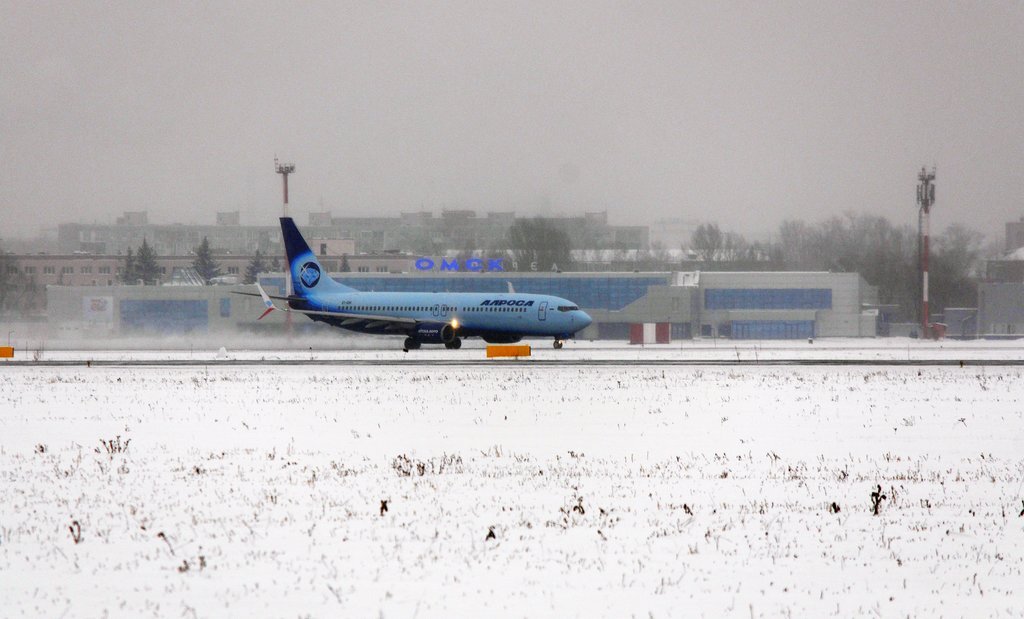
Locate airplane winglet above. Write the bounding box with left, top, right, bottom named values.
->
left=256, top=282, right=278, bottom=320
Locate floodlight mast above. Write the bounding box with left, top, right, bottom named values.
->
left=275, top=158, right=296, bottom=335
left=275, top=158, right=296, bottom=217
left=916, top=167, right=936, bottom=338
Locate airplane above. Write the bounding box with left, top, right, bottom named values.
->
left=238, top=217, right=592, bottom=350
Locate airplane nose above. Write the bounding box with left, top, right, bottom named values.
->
left=578, top=311, right=592, bottom=329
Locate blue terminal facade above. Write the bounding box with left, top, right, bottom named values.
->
left=705, top=288, right=832, bottom=311
left=255, top=270, right=876, bottom=340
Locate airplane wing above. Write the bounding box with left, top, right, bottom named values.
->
left=245, top=282, right=418, bottom=328
left=232, top=290, right=300, bottom=302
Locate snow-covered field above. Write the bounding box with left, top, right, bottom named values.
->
left=2, top=356, right=1024, bottom=616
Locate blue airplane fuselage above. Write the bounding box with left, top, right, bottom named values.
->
left=292, top=290, right=590, bottom=341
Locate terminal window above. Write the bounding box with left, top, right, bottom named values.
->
left=704, top=288, right=832, bottom=310
left=731, top=320, right=815, bottom=339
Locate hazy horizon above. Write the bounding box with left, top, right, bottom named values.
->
left=3, top=1, right=1022, bottom=242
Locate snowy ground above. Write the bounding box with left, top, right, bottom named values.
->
left=2, top=356, right=1024, bottom=617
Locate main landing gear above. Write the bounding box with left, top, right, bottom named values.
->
left=553, top=339, right=564, bottom=349
left=403, top=337, right=462, bottom=351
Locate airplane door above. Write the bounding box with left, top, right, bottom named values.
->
left=432, top=304, right=440, bottom=318
left=539, top=301, right=548, bottom=321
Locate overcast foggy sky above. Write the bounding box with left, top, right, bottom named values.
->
left=2, top=1, right=1023, bottom=241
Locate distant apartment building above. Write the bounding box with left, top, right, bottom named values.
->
left=7, top=254, right=258, bottom=287
left=986, top=216, right=1024, bottom=283
left=976, top=217, right=1024, bottom=336
left=58, top=220, right=286, bottom=256
left=649, top=217, right=700, bottom=250
left=116, top=211, right=148, bottom=225
left=326, top=209, right=647, bottom=253
left=4, top=248, right=414, bottom=289
left=215, top=211, right=241, bottom=226
left=57, top=209, right=650, bottom=257
left=1007, top=217, right=1024, bottom=252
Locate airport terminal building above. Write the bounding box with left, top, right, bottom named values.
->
left=47, top=270, right=879, bottom=340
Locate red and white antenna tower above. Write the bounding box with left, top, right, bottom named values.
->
left=916, top=166, right=936, bottom=338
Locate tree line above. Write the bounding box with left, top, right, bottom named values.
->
left=490, top=214, right=984, bottom=320
left=689, top=215, right=983, bottom=321
left=119, top=236, right=269, bottom=285
left=0, top=214, right=990, bottom=323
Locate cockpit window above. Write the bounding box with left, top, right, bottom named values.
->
left=557, top=305, right=579, bottom=312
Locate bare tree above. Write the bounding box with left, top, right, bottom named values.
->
left=691, top=223, right=723, bottom=264
left=773, top=213, right=981, bottom=322
left=931, top=223, right=984, bottom=313
left=504, top=218, right=573, bottom=272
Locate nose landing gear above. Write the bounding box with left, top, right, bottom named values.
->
left=553, top=339, right=564, bottom=349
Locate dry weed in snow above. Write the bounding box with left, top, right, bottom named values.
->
left=0, top=364, right=1023, bottom=616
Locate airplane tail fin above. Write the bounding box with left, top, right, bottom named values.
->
left=280, top=217, right=357, bottom=297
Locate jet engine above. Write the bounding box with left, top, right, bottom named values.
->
left=413, top=322, right=456, bottom=344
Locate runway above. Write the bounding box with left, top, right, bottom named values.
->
left=5, top=357, right=1024, bottom=367
left=2, top=338, right=1022, bottom=367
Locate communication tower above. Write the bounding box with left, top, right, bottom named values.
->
left=916, top=167, right=936, bottom=337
